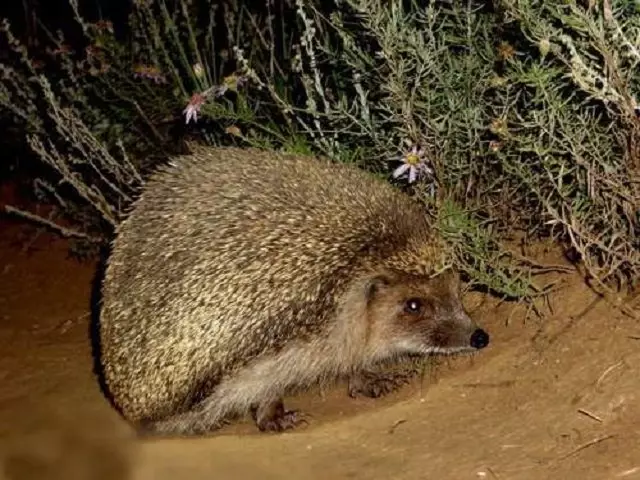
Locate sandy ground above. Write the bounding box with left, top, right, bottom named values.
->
left=0, top=211, right=639, bottom=479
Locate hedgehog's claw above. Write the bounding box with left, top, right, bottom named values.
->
left=252, top=398, right=308, bottom=432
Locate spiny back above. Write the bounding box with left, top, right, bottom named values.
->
left=101, top=147, right=442, bottom=381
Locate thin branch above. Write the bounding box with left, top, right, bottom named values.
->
left=4, top=205, right=104, bottom=243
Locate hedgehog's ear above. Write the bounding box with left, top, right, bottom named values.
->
left=435, top=268, right=460, bottom=292
left=364, top=273, right=393, bottom=302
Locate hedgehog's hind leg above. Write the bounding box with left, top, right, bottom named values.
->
left=139, top=397, right=308, bottom=436
left=137, top=407, right=229, bottom=438
left=136, top=389, right=235, bottom=438
left=250, top=397, right=308, bottom=432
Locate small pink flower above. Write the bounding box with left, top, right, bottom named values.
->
left=183, top=93, right=206, bottom=124
left=391, top=145, right=432, bottom=184
left=181, top=73, right=250, bottom=125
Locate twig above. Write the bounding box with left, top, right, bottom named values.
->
left=595, top=361, right=624, bottom=390
left=4, top=205, right=103, bottom=243
left=12, top=205, right=59, bottom=253
left=388, top=419, right=407, bottom=434
left=555, top=434, right=615, bottom=462
left=616, top=466, right=640, bottom=477
left=507, top=250, right=575, bottom=274
left=577, top=408, right=603, bottom=423
left=486, top=466, right=501, bottom=479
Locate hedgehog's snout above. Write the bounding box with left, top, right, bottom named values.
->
left=469, top=328, right=489, bottom=350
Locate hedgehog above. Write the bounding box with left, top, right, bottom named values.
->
left=97, top=146, right=489, bottom=436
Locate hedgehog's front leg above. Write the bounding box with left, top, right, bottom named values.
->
left=251, top=397, right=308, bottom=432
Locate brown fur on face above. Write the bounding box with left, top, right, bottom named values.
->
left=364, top=269, right=478, bottom=358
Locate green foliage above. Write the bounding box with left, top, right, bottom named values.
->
left=489, top=0, right=640, bottom=288
left=436, top=199, right=535, bottom=301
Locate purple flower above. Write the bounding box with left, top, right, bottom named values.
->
left=391, top=145, right=432, bottom=184
left=181, top=72, right=250, bottom=124
left=183, top=93, right=205, bottom=124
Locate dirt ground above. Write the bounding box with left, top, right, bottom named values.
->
left=0, top=208, right=639, bottom=479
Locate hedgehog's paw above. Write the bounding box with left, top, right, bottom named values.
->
left=348, top=369, right=414, bottom=399
left=251, top=398, right=309, bottom=433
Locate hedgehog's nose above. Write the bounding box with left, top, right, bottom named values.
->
left=469, top=328, right=489, bottom=349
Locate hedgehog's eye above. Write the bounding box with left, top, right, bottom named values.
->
left=404, top=297, right=423, bottom=314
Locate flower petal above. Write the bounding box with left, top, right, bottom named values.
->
left=420, top=164, right=433, bottom=176
left=392, top=163, right=410, bottom=178
left=408, top=166, right=417, bottom=183
left=184, top=106, right=198, bottom=124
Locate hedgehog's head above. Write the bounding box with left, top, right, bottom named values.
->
left=362, top=268, right=489, bottom=359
